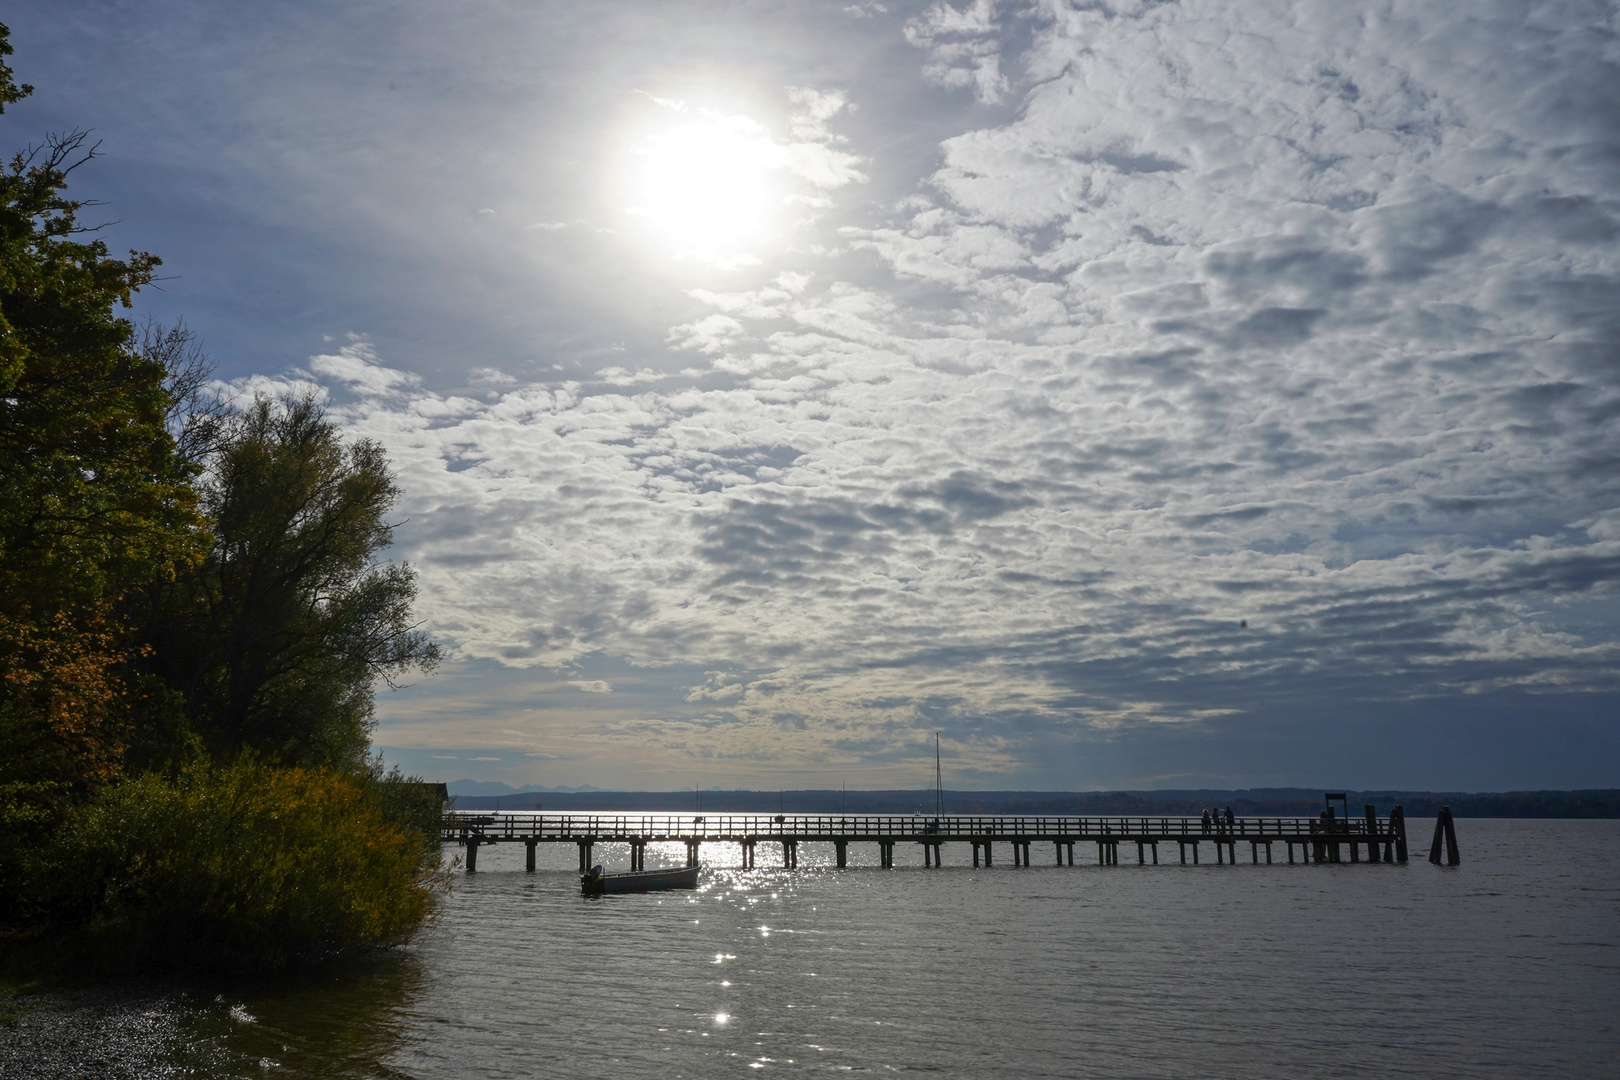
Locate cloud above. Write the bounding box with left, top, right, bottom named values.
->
left=307, top=340, right=422, bottom=397
left=905, top=0, right=1010, bottom=104
left=233, top=0, right=1618, bottom=785
left=667, top=313, right=747, bottom=355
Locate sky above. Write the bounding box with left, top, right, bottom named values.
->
left=6, top=0, right=1619, bottom=792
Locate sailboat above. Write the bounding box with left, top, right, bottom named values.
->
left=923, top=731, right=944, bottom=833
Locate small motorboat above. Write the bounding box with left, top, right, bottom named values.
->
left=580, top=863, right=700, bottom=895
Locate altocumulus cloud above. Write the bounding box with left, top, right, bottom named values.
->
left=261, top=0, right=1617, bottom=785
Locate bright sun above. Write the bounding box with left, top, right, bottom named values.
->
left=629, top=111, right=776, bottom=258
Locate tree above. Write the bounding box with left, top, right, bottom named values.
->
left=144, top=395, right=439, bottom=770
left=0, top=26, right=447, bottom=962
left=0, top=22, right=202, bottom=817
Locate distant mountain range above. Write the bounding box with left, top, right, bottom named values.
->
left=443, top=786, right=1620, bottom=817
left=445, top=779, right=605, bottom=796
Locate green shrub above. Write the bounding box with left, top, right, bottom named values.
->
left=32, top=758, right=447, bottom=972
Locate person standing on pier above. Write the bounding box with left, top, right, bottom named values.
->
left=1224, top=807, right=1235, bottom=831
left=1201, top=809, right=1212, bottom=834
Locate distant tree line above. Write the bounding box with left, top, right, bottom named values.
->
left=0, top=26, right=444, bottom=973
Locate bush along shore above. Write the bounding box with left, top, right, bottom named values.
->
left=0, top=26, right=445, bottom=978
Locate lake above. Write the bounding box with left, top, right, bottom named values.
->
left=4, top=818, right=1616, bottom=1078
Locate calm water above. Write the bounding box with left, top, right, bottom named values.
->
left=4, top=819, right=1617, bottom=1078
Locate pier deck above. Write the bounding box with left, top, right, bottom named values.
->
left=441, top=807, right=1411, bottom=872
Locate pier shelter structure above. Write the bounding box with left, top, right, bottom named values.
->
left=442, top=806, right=1411, bottom=872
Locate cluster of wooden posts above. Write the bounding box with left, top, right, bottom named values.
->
left=445, top=800, right=1463, bottom=873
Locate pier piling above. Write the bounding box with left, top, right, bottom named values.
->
left=1429, top=807, right=1461, bottom=865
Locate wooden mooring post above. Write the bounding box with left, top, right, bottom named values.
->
left=1429, top=806, right=1461, bottom=865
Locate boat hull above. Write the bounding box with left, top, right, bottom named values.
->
left=581, top=864, right=700, bottom=894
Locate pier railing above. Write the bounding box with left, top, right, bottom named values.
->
left=441, top=807, right=1415, bottom=871
left=441, top=810, right=1393, bottom=841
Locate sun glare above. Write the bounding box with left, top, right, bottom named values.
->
left=629, top=110, right=776, bottom=259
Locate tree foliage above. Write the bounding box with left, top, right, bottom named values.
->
left=0, top=25, right=446, bottom=969
left=141, top=396, right=440, bottom=770
left=0, top=23, right=202, bottom=825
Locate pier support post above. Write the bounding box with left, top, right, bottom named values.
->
left=465, top=834, right=480, bottom=873
left=1429, top=807, right=1461, bottom=865
left=1151, top=841, right=1158, bottom=865
left=983, top=839, right=992, bottom=867
left=1392, top=805, right=1409, bottom=862
left=782, top=840, right=796, bottom=869
left=1364, top=805, right=1381, bottom=863
left=835, top=839, right=847, bottom=868
left=1178, top=841, right=1186, bottom=865
left=525, top=838, right=537, bottom=873
left=577, top=839, right=594, bottom=872
left=686, top=839, right=701, bottom=867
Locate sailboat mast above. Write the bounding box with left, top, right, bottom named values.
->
left=935, top=731, right=942, bottom=816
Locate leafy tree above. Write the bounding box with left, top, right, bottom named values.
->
left=0, top=23, right=202, bottom=825
left=0, top=26, right=447, bottom=964
left=0, top=22, right=31, bottom=114
left=143, top=395, right=440, bottom=770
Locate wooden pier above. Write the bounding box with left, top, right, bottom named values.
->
left=441, top=804, right=1414, bottom=873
